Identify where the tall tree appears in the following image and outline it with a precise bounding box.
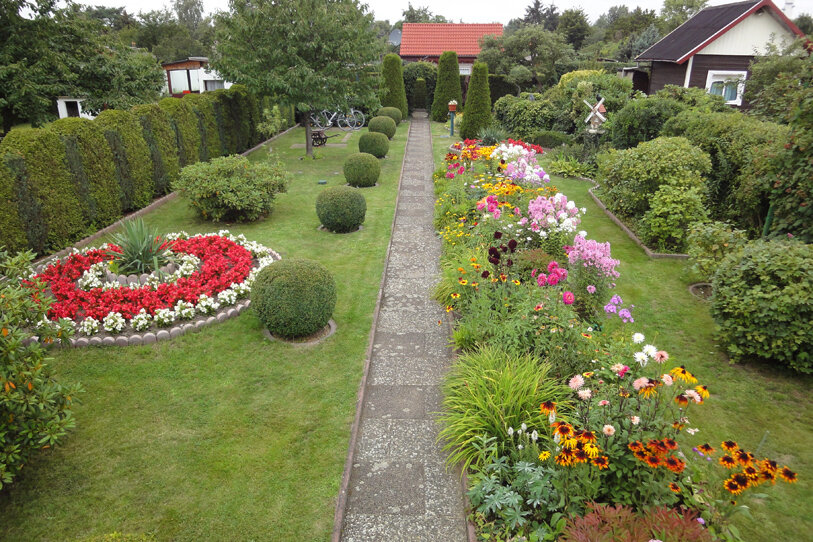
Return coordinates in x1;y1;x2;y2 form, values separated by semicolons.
395;3;447;28
80;43;165;114
212;0;381;157
794;14;813;36
524;1;559;30
660;0;708;32
173;0;204;34
557;9;590;50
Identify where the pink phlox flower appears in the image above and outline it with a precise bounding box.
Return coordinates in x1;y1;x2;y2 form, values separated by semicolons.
562;291;575;305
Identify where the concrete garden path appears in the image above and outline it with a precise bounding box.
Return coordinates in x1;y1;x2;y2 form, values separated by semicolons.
335;112;468;541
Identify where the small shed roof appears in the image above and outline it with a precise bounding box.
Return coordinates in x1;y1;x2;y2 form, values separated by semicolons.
400;23;503;59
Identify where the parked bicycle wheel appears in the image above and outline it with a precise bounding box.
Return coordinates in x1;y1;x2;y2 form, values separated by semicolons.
336;113;354;131
351;109;365;129
309;112;326;130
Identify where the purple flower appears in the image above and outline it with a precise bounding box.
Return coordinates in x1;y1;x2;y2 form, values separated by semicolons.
586;285;596;294
610;295;623;305
604;303;617;314
697;518;706;525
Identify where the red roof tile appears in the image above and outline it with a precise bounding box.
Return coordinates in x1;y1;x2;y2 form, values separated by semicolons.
400;23;503;58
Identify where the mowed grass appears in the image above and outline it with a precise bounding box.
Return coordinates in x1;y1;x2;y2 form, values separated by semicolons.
0;122;409;541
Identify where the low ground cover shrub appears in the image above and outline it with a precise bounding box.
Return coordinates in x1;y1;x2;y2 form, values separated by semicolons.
377;106;402;125
343;152;380;187
686;221;748;282
358;132;389;158
530;130;572;148
367;116;396;139
174;155;288;222
316;186;366;233
250;258;336;339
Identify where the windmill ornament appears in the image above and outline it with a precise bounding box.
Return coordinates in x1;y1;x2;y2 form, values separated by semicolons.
584;98;607;134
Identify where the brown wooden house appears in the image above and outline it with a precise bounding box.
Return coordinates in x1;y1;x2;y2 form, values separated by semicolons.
630;0;805;106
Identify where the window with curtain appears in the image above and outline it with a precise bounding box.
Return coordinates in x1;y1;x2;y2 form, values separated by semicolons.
706;71;746;106
169;70;190;93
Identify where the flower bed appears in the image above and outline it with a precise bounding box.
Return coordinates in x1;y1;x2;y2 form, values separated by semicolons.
27;231;280;345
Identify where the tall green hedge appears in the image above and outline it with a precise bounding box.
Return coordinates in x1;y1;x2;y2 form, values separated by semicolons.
460;63;492;140
404;61;437;112
414;78;427;111
0;159;27;253
130;103;180;196
0;128;85;254
380;53;408;120
211;87;253;154
50;118;122;227
227;84;257;151
431;52;463;122
183;93;222;162
94;109;153;211
488;74;516;105
158;97;201;167
209;91;230;156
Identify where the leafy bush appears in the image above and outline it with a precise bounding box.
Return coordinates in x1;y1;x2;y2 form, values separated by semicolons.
130;103;181;196
94;109;154;211
358;132;389;158
711;240;812;373
367;115;396;139
377;106;402;125
110;218;172;274
640;185;708;252
459;62;492;140
477;125;508;145
488;73;516;105
654;84;728;112
49;117;122;228
158;97;201;168
431;51;463;122
494;93;559;139
0;127;86;254
183;92;222;162
403;61;436;111
379;53;408;120
561;503;712;542
529;130;572;148
0;249;82;490
343;152;380;187
250;258;337;339
0;160;27;253
743;40;810;124
413;78;427;111
555;70;636;135
316;185;366;233
174;155;288;222
607;96;687;149
687;221;748;282
227;84;260;148
596;136;711;219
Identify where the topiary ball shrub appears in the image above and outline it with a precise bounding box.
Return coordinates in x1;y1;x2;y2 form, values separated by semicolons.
251;258;337;339
367;116;397;139
378;107;402;125
343;152;380;187
358;132;389;158
711;240;812;373
316;185;367;233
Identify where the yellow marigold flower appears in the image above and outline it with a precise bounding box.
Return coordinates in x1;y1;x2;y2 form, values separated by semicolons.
538;451;551;461
450;293;460;299
695;385;709;399
584;443;600;458
458;279;468;285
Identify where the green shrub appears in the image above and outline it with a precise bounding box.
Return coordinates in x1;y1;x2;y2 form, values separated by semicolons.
459;62;492;140
183;93;222;162
367;115;396;139
174;155;288;222
493;93;559;139
0;249;82;490
94;109;154;211
686;221;748;282
639;185;708;252
110;218;172;274
476;125;507;145
0;160;27;253
529;130;572;148
358;132;389;158
404;61;436;111
431;51;463;122
488;73;516;105
250;258;337;339
316;185;366;233
711;240;812;373
654;84;728;111
596;136;711;219
379;53;408;120
209;89;231;155
49;118;122;228
130;103;180;196
0;128;86;254
545;154;595;178
377;106;402;124
343;152;380;187
158;97;201;168
226;84;256;151
607;96;687;149
556;71;636;135
413;78;427;111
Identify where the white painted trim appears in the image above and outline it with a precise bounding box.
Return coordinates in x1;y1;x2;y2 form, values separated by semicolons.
705;70;747;106
683;56;694;88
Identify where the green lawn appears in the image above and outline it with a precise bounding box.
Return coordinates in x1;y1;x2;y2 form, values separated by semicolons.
0;123;409;541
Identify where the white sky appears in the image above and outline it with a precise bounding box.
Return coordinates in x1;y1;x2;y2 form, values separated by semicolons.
77;0;813;25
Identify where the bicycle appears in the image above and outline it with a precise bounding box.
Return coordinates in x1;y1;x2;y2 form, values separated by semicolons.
309;108;366;131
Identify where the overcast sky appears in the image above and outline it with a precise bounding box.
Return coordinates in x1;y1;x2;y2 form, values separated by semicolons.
76;0;813;25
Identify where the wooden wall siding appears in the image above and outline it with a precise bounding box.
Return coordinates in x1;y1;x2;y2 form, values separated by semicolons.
689;54;754;88
162;60;204;71
648;61;687;94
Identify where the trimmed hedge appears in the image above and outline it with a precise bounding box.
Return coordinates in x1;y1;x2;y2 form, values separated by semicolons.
488;74;516;105
0;128;86;254
413;78;428;111
130;103;180;196
378;106;403;124
380;53;408;120
94;109;154;211
316;185;367;233
0;159;27;253
183;93;222;162
404;61;436;112
459;62;492;140
529;130;572;148
49;118;122;228
158;97;201;167
431;51;463;122
344;152;380;187
251;258;337;339
358;132;389;158
368;115;397;139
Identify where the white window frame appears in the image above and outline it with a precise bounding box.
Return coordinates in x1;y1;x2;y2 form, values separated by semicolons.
705;70;747;106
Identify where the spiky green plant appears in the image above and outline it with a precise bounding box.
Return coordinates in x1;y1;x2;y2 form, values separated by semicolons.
110;218;172;274
476;125;508;145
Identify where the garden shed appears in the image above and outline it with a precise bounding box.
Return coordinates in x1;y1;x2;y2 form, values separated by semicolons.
399;23;503;75
162;57;233;97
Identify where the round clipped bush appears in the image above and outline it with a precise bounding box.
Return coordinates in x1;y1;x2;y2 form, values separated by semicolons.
368;116;397;139
711;240;812;373
358;132;389;158
251;258;337;339
378;106;402;125
343;152;380;187
316;185;367;233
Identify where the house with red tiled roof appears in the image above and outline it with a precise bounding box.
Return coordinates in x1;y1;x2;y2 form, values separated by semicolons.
400;23;503;75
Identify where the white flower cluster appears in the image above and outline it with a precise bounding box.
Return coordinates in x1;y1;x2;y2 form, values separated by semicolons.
154;308;176;327
196;294;220;315
102;311;126;333
78;261;109;290
80;317;100;335
489;143;527;163
174;300;196;320
217;288;237;305
131;309;153;331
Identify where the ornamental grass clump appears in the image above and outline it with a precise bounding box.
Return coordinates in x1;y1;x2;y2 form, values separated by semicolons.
343;152;380;187
109;218;172;274
250;259;336;339
316;186;366;233
367;116;397;140
358;132;389;158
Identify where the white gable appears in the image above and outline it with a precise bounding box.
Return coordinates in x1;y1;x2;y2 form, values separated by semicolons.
697;9;797;56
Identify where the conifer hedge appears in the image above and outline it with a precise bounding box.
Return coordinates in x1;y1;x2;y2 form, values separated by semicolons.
431;52;463;122
94;109;153;211
380;53;408;120
0;159;27;253
158;97;201;167
131;103;180;196
404;61;436;112
183;93;222;163
460;63;492;140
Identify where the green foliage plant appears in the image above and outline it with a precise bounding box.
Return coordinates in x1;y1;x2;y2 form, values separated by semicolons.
653;85;727;112
403;62;436;111
0;248;82;490
158;97;201;167
413;78;428;110
94;109;154;211
250;258;337;339
225;84;259;150
183;92;223;162
316;185;366;233
459;62;492;140
607;96;687;149
544;155;594;178
343;152;380;187
358;132;389;158
530;130;572;148
377;106;402;125
493;93;559;139
686;221;748;282
367;115;396;139
477;125;508;146
711;239;812;373
431;51;463;122
744;40;810;124
639;185;708;252
174;155;288;222
0;127;86;254
109;218;172;274
0;160;27;253
487;73;517;104
130;103;181;196
379;53;408;120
